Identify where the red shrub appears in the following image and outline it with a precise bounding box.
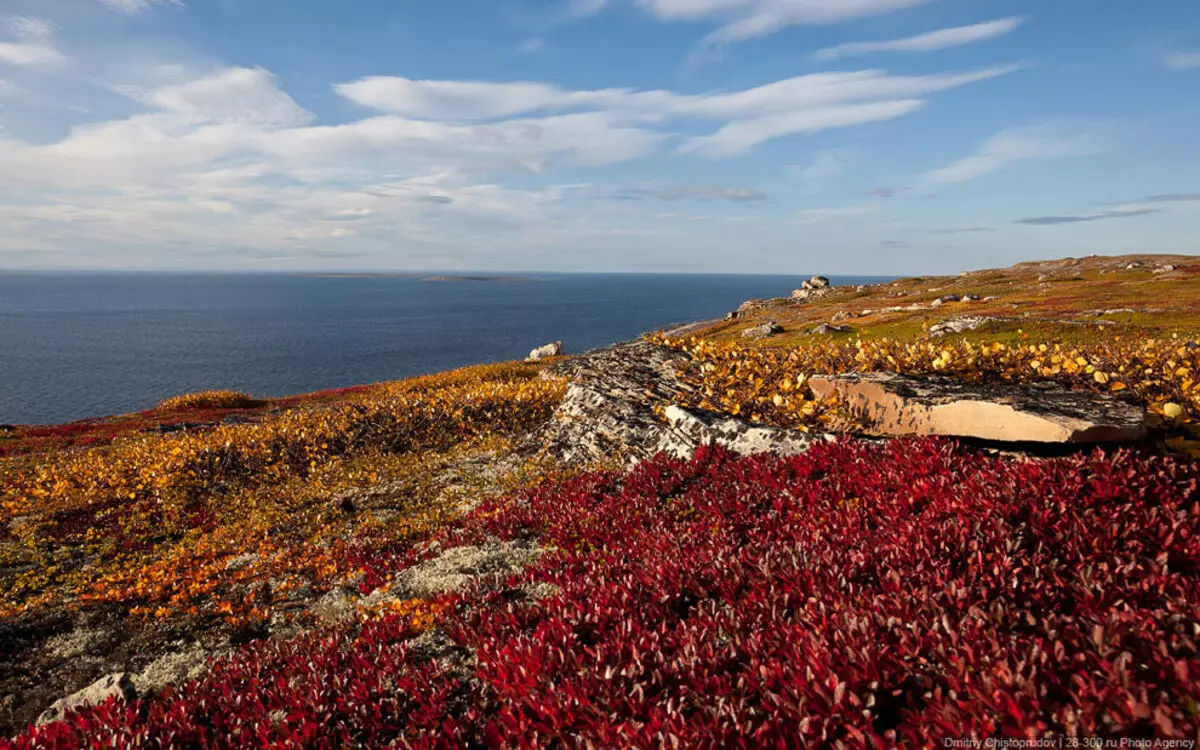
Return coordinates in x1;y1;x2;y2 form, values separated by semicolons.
8;440;1199;747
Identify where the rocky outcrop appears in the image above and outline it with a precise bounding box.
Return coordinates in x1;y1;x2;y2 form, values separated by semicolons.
811;323;852;335
540;342;819;465
37;673;137;726
527;341;565;361
809;373;1147;443
742;321;784;338
661;406;821;459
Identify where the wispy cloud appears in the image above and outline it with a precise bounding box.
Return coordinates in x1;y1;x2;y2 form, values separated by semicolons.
566;0;609;20
1128;193;1200;203
618;184;769;202
98;0;183;14
635;0;935;48
927;226;994;234
1164;51;1200;70
798;205;871;223
1016;207;1161;225
814;17;1024;62
788;147;849;192
0;16;66;67
518;37;545;54
916;121;1107;188
337;64;1020;156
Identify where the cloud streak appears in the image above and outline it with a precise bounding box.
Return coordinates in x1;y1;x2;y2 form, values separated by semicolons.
814;17;1023;61
98;0;183;15
0;16;66;67
635;0;936;47
1016;208;1161;225
1164;51;1200;70
916;121;1106;188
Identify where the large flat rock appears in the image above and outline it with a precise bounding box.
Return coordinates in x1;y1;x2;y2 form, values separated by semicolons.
808;373;1147;443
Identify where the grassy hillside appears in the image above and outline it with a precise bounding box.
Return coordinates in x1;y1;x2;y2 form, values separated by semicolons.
2;253;1198;745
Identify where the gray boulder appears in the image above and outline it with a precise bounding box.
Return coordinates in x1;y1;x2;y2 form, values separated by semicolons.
37;673;137;726
742;322;785;338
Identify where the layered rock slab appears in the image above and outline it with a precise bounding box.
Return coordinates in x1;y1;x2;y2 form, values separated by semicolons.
541;342;819;464
808;373;1147;443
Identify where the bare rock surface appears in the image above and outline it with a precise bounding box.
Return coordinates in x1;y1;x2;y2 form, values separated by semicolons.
661;406;822;458
809;373;1147;443
540;342;820;465
37;673;137;726
742;321;784;338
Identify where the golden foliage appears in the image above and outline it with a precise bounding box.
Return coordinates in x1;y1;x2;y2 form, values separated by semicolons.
157;390;262;411
0;362;566;622
650;332;1200;436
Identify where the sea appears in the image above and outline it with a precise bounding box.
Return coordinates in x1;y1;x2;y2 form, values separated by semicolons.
0;272;890;425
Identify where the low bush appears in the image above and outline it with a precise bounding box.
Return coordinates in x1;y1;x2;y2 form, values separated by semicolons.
157;390;263;411
11;439;1198;746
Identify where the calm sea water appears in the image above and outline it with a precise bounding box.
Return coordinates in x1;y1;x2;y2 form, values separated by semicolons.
0;272;889;425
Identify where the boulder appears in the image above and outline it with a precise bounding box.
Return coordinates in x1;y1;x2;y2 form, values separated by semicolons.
808;373;1146;443
539;342;821;465
928;316;994;337
811;323;852;335
808;275;831;289
742;322;784;338
661;406;820;459
38;673;138;726
738;299;766;312
526;341;564;362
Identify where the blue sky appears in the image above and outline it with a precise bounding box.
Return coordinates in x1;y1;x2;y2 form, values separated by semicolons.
0;0;1197;273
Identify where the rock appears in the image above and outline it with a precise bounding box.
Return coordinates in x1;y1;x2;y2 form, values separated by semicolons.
539;342;698;464
376;540;543;600
930;295;962;308
738;299;766;312
982;296;999;302
807;275;831;289
1156;264;1177;273
132;645;209;695
539;342;821;465
811;324;852;335
724;311;737;320
928;316;994;337
37;673;137;726
855;285;866;292
742;322;784;338
808;373;1147;443
526;341;565;362
963;294;981;302
831;311;850;323
661;406;820;459
1126;262;1142;269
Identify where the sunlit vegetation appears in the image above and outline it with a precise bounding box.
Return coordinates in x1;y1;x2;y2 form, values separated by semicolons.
8;440;1199;745
156;390;263;411
0;362;566;623
650;333;1200;451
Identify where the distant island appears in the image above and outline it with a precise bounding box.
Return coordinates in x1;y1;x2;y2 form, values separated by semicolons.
421;275;533;283
302;273;533;282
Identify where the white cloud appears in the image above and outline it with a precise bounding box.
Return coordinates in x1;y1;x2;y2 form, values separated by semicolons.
99;0;183;15
518;37;545;54
681;99;923;156
0;16;66;67
813;17;1024;61
1164;51;1200;70
788;147;848;191
337;64;1021;122
798;205;871;223
916;122;1108;188
0;52;1021;268
567;0;609;19
636;0;936;46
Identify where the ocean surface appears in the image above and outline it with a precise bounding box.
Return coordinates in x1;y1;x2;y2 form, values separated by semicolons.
0;272;890;425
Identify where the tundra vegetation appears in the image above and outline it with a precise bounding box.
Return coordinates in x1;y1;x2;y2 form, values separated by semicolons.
1;254;1198;745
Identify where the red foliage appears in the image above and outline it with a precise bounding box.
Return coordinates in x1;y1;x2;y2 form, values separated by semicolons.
8;440;1200;747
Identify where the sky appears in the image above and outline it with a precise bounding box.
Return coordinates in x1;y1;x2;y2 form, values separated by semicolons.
0;0;1197;274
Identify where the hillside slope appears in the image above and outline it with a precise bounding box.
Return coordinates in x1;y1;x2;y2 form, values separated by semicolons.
2;254;1198;745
